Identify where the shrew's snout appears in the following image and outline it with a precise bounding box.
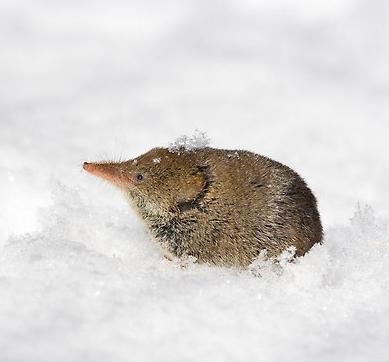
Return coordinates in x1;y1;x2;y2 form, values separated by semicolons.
83;161;128;188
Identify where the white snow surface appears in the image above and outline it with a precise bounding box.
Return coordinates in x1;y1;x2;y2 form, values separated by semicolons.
1;0;389;361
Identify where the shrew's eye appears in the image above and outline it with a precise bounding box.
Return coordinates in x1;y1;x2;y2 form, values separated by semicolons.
136;174;144;181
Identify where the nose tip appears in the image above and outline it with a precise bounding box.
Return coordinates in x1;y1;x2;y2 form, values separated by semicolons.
83;162;90;170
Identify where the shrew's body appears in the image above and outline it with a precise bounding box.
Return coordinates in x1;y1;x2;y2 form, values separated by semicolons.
84;147;322;267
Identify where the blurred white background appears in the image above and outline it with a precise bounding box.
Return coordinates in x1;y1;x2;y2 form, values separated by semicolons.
1;1;388;361
1;0;388;232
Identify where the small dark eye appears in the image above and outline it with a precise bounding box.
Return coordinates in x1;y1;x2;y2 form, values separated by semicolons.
137;174;144;181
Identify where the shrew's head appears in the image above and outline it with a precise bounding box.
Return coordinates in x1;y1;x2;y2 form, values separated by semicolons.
84;147;210;216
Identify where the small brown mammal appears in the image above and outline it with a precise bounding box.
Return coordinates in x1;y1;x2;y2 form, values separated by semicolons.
84;147;322;267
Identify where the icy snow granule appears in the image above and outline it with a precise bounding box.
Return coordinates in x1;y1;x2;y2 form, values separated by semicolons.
168;130;210;152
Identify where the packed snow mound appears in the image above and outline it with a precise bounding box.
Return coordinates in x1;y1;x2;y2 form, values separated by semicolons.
168;130;210;152
1;183;388;362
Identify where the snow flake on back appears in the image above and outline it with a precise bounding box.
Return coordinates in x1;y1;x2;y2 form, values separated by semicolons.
168;129;210;153
227;151;240;159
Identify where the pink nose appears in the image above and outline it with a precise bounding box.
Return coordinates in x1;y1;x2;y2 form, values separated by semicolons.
82;161;128;188
83;162;104;175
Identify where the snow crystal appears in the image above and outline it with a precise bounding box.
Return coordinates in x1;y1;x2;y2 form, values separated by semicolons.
227;151;240;159
168;129;210;152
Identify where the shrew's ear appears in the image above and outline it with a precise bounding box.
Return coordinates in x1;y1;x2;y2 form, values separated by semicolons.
177;165;212;212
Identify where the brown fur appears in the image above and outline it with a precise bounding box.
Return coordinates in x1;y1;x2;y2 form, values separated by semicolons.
84;147;323;267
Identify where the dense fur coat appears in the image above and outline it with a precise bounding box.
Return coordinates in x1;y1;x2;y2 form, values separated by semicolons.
84;147;322;267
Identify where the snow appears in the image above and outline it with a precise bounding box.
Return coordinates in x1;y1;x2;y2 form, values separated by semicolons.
1;0;388;361
169;129;210;152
